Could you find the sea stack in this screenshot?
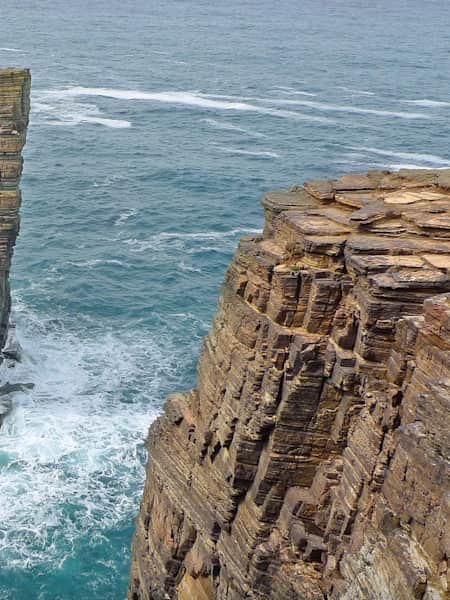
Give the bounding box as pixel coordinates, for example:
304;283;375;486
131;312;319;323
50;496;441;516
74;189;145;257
0;69;30;354
130;169;450;599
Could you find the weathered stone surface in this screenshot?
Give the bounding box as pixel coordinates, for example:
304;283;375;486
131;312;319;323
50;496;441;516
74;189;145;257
0;68;30;355
130;169;450;599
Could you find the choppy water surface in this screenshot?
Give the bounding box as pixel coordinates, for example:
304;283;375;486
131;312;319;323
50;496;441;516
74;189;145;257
0;1;449;597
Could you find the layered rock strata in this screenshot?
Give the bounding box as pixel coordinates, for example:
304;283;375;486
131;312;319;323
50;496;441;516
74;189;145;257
130;168;450;599
0;68;30;352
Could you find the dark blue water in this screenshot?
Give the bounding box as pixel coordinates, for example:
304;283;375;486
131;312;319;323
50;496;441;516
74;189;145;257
0;1;449;598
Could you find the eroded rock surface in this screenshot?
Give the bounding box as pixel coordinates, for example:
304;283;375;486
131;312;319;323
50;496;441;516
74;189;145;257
0;68;30;350
130;169;450;599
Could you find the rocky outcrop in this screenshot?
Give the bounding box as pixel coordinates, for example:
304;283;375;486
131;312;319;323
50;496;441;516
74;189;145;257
0;68;30;418
130;168;450;599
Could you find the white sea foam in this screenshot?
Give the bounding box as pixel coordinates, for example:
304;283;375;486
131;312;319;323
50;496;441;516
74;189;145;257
40;87;333;123
115;207;138;225
0;298;184;568
72;115;131;128
55;87;268;108
32;101;56;112
124;227;261;253
401;99;450;107
67;259;126;268
338;86;375;96
336;160;438;171
272;86;316;96
384;163;438;171
0;47;24;53
201;92;430;119
31;92;131;129
348;146;450;166
202;118;267;138
252;97;429;119
178;260;202;273
215;145;279;158
93;174;126;189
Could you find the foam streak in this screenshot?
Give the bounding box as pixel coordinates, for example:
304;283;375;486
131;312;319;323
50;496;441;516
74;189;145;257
349;146;450;166
40;87;333;123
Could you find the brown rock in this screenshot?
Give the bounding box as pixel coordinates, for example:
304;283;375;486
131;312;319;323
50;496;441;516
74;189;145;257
130;170;450;599
0;69;30;355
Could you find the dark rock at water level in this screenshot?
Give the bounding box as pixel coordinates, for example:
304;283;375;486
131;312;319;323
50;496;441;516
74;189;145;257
0;382;34;425
2;322;22;361
130;169;450;599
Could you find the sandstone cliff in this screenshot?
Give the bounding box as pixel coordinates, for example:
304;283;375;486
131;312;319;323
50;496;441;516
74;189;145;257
130;168;450;599
0;68;30;346
0;68;30;418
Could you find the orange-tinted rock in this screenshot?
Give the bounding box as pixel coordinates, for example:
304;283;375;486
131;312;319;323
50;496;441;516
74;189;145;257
130;169;450;599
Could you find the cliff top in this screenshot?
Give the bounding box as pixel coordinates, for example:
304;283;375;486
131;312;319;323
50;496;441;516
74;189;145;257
0;68;30;80
262;168;450;282
0;68;31;139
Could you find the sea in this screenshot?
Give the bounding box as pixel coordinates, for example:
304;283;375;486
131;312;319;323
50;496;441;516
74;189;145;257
0;0;449;598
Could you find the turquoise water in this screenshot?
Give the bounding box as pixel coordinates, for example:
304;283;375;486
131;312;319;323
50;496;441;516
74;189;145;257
0;1;449;598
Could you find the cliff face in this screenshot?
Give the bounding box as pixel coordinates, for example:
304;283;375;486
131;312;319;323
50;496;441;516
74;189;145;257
0;68;30;352
130;169;450;600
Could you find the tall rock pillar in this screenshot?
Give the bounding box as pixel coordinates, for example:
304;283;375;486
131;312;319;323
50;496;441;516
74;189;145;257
0;68;30;350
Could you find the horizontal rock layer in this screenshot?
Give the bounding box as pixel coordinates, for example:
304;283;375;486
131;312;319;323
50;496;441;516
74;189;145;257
0;68;30;350
130;168;450;599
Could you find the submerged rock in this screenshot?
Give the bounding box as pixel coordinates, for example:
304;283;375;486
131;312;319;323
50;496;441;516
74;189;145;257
0;382;34;426
0;382;34;395
0;396;11;424
130;169;450;599
2;323;22;361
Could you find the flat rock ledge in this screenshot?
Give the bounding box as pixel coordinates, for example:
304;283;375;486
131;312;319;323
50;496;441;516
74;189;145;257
130;169;450;599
